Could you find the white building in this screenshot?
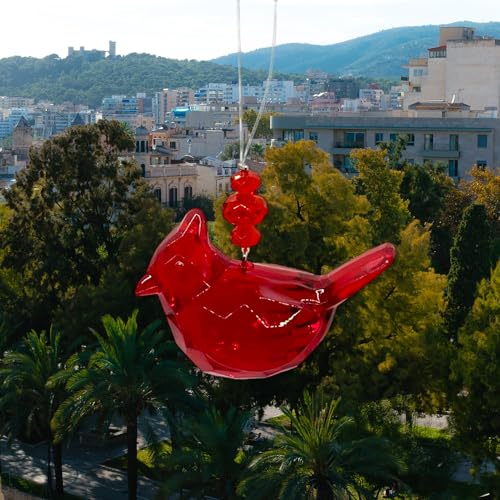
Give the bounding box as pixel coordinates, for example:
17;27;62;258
403;26;500;113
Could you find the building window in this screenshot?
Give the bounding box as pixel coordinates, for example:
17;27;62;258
407;159;415;165
344;156;357;173
405;134;415;146
140;164;146;177
169;186;178;208
476;160;487;169
424;134;434;151
449;134;459;151
375;132;384;144
413;86;421;93
135;141;140;153
184;185;193;199
153;188;162;202
389;133;398;142
448;160;458;177
283;129;304;142
477;135;488;148
140;140;146;153
170;141;177;149
344;132;364;148
309;131;318;143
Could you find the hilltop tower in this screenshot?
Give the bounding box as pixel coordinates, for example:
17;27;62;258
109;41;116;57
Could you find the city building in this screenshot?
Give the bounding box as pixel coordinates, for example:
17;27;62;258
101;94;153;128
195;80;299;106
0;109;30;139
0;96;35;110
142;161;233;207
153;88;195;125
403;26;500;113
271;113;500;179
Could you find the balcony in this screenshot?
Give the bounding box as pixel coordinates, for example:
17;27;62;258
332;141;365;155
422;145;460;159
145;165;197;178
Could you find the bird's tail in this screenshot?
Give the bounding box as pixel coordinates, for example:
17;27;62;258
323;243;396;307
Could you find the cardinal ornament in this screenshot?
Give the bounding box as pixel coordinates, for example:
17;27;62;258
136;167;395;379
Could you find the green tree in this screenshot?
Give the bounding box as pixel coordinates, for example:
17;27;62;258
428;187;471;275
53;198;175;340
239;391;403;499
0;328;68;498
444;204;492;340
213;141;446;413
377;134;409;170
399;162;453;225
162;405;253;499
52;311;194;500
1;120;154;337
219;141;240;162
315;220;447;413
253;140;371;274
177;194;215;221
462;166;500;263
350;148;409;245
450;261;500;473
241;109;273;139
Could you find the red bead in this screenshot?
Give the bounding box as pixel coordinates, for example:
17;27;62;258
136;209;396;379
231;169;261;193
223;193;268;226
231;224;261;248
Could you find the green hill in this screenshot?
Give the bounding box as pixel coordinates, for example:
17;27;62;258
0;53;295;108
212;22;500;77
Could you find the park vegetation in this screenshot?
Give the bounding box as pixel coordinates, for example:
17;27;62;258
0;124;498;499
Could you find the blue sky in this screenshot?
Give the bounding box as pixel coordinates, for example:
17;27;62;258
2;0;499;60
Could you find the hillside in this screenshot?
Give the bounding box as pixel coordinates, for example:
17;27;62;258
212;22;500;77
0;53;295;108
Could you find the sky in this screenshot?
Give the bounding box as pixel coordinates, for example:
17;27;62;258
1;0;499;61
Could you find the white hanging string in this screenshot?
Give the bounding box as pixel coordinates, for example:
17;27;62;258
236;0;278;169
236;0;245;168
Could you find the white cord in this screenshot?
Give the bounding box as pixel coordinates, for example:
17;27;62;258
236;0;244;167
236;0;278;168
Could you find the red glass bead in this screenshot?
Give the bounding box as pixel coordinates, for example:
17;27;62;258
231;224;261;248
231;169;261;193
223;193;268;226
136;209;396;379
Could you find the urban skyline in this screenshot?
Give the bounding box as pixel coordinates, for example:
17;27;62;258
1;0;499;61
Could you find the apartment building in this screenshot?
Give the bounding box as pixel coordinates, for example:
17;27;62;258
153;88;195;125
403;26;500;113
271;114;500;179
195;80;299;105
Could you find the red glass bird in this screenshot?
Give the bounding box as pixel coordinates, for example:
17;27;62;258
136;209;395;379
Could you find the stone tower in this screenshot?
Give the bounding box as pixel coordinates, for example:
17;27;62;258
12;116;33;161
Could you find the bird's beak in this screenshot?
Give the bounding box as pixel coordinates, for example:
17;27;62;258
135;273;160;296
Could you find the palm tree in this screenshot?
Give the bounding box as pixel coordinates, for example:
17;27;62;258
238;391;403;500
52;311;193;500
161;404;254;499
0;327;67;498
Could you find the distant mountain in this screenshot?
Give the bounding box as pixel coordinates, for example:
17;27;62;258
212;22;500;77
0;53;295;108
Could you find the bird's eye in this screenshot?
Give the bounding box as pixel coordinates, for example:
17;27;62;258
175;260;185;267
